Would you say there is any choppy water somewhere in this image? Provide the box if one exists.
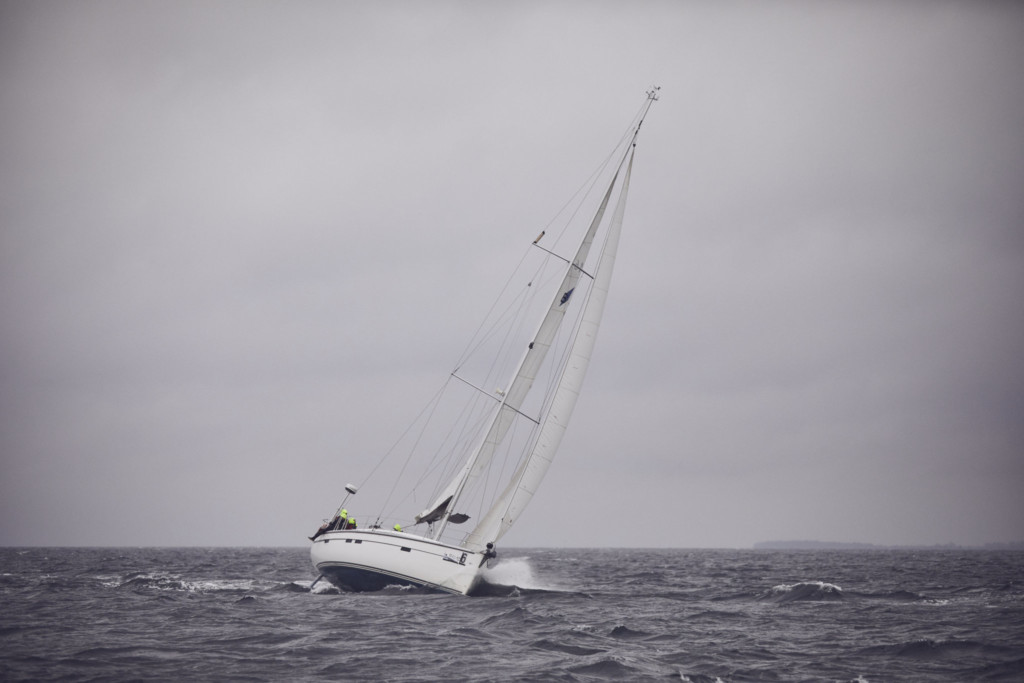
[2,547,1022,681]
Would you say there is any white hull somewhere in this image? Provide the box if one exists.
[310,529,486,595]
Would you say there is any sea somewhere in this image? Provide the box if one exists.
[1,547,1021,682]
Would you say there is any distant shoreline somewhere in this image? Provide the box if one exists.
[754,540,1024,551]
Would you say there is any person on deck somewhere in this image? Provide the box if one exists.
[309,509,347,542]
[330,509,348,531]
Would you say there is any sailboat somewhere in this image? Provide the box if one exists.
[310,88,659,595]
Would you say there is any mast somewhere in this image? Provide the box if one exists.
[423,168,620,540]
[463,89,658,550]
[464,148,637,550]
[417,88,659,542]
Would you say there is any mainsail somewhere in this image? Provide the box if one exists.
[414,173,619,529]
[416,91,654,545]
[464,150,636,550]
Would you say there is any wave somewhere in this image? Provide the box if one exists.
[687,609,747,621]
[609,624,652,640]
[475,605,573,632]
[529,638,605,656]
[100,571,342,596]
[753,583,938,604]
[105,572,262,594]
[709,589,759,602]
[860,638,1017,660]
[377,583,438,595]
[566,657,648,679]
[760,581,845,602]
[271,580,319,594]
[849,588,927,601]
[972,656,1024,679]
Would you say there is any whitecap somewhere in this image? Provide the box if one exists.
[764,581,844,602]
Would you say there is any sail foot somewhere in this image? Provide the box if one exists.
[415,495,451,524]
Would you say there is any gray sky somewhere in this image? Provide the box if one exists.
[2,1,1022,548]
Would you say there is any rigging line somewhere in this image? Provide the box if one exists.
[449,372,542,425]
[357,378,451,490]
[406,93,658,532]
[530,244,596,280]
[385,338,518,520]
[533,115,641,293]
[479,280,535,386]
[375,376,456,519]
[380,254,540,518]
[452,224,574,380]
[427,370,509,488]
[384,391,484,522]
[440,131,639,535]
[416,384,493,494]
[449,289,534,429]
[449,371,503,401]
[456,252,566,401]
[542,103,648,253]
[489,142,642,538]
[475,404,534,531]
[488,246,595,535]
[451,242,534,371]
[455,114,636,377]
[455,239,566,399]
[454,285,530,376]
[389,385,496,524]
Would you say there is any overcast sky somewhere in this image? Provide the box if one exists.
[2,1,1022,549]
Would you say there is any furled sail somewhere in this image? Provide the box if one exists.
[463,149,635,551]
[414,173,620,528]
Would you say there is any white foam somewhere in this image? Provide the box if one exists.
[181,578,258,592]
[480,557,560,591]
[309,579,339,595]
[770,580,843,594]
[96,574,123,588]
[103,572,262,592]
